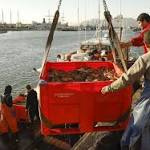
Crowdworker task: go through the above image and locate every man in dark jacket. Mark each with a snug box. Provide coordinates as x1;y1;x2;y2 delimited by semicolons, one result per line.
26;85;40;123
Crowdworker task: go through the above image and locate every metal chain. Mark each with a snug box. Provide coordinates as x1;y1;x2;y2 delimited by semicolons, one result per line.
103;0;112;24
57;0;62;11
103;0;108;12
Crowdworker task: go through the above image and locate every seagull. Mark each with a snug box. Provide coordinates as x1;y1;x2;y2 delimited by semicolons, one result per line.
33;67;42;73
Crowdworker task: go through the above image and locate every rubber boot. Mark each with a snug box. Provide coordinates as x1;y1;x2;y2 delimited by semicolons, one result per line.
1;132;10;144
13;132;19;143
1;132;11;149
10;133;19;150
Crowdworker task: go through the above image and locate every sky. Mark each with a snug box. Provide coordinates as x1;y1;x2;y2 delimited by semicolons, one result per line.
0;0;150;25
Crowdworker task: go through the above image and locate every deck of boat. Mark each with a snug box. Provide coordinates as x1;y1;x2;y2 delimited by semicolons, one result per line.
0;124;63;150
0;121;81;150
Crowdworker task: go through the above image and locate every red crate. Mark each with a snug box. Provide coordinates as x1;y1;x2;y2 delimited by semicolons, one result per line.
39;61;132;135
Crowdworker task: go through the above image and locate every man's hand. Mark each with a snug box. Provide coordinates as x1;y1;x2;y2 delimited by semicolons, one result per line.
101;86;109;94
120;42;132;49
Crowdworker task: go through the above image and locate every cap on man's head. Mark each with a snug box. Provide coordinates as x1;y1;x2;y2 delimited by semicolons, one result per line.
144;30;150;46
26;84;31;90
137;13;150;22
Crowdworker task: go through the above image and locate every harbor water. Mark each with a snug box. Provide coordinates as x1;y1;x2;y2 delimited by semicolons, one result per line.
0;30;143;97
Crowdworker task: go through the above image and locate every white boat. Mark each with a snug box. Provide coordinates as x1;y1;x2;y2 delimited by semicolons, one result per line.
57;33;113;62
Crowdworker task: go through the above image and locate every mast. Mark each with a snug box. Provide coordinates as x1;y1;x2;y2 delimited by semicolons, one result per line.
98;0;101;39
48;9;51;23
10;9;12;24
17;10;20;23
1;9;4;24
96;0;101;40
119;0;123;40
77;0;80;44
61;12;65;24
84;0;87;40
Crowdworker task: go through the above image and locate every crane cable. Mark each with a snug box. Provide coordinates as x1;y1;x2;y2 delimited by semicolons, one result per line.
103;0;127;72
40;0;62;77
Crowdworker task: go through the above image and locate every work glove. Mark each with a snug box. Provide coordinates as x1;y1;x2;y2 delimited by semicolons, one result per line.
101;86;110;94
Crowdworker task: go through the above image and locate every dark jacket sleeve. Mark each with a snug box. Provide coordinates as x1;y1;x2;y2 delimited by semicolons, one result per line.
3;95;13;107
26;90;38;109
26;94;30;109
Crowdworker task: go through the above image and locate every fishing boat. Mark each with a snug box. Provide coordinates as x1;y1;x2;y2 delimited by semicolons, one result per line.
57;34;112;62
0;0;136;150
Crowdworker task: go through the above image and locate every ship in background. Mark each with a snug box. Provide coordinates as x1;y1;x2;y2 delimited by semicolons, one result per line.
0;29;7;34
0;8;139;32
